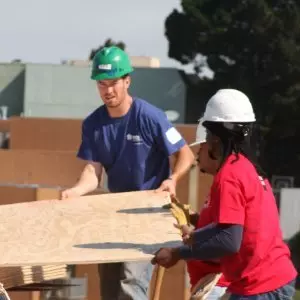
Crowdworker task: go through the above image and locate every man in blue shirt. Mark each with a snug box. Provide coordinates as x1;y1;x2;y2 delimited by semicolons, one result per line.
62;46;195;300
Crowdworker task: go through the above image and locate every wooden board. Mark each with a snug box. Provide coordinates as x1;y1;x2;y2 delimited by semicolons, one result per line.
0;265;68;288
0;190;181;267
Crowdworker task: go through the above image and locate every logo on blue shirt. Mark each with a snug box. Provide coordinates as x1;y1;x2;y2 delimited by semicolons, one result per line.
126;133;143;145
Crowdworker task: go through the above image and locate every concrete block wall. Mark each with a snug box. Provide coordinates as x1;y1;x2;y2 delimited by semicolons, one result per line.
23;64;101;119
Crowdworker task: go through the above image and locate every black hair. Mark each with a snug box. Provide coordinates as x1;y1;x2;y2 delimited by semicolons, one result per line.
203;121;267;179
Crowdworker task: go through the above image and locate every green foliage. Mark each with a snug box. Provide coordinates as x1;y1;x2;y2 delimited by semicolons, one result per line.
165;0;300;182
89;38;126;60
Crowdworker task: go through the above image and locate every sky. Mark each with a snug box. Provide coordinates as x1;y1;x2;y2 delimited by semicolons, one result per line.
0;0;189;70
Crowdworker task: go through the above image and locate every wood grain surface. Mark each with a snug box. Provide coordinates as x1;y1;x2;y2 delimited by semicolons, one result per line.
0;190;181;267
0;265;68;288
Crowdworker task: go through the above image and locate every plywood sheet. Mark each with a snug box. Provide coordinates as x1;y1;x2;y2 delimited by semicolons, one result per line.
0;186;36;205
8;117;197;152
0;150;85;187
0;265;68;288
0;190;181;267
0;120;10;133
9;117;82;151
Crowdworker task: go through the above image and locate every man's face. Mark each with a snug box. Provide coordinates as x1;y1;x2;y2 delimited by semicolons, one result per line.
96;76;130;108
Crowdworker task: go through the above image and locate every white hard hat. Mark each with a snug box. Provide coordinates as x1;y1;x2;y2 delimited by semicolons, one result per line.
203;89;256;123
189;118;207;147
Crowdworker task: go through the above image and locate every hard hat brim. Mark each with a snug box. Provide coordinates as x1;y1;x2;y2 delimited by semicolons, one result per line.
189;117;207;147
189;141;201;147
91;68;134;81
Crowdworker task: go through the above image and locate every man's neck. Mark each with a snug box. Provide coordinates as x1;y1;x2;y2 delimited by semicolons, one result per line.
107;95;133;118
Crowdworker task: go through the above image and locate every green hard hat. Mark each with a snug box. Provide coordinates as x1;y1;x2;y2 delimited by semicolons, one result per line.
91;46;134;81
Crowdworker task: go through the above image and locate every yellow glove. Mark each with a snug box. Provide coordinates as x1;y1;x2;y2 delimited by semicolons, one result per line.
171;196;191;225
162;196;191;226
170;202;189;226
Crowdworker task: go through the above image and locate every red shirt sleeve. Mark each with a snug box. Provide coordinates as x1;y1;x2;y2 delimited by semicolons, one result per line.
211;178;246;225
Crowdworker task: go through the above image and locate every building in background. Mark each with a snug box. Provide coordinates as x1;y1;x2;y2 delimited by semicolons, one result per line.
0;64;25;117
0;59;202;124
65;55;160;68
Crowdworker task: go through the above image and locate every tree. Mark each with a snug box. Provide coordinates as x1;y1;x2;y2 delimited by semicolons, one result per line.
89;38;126;60
165;0;300;184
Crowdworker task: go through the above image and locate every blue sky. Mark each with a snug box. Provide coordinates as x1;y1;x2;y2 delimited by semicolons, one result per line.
0;0;186;68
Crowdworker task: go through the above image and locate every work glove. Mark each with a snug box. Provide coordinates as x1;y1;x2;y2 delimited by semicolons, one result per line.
162;195;191;225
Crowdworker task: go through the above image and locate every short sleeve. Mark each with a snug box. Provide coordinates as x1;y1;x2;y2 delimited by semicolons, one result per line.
149;111;186;156
211;178;246;226
77;121;100;162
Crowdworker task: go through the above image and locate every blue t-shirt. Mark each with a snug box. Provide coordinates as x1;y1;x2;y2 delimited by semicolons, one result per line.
77;98;186;192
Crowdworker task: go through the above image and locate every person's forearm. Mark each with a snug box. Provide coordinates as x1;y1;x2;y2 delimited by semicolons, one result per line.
73;164;101;195
178;224;243;260
192;223;220;241
171;145;195;182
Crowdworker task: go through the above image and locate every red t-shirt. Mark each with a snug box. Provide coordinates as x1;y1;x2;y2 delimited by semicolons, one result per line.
210;153;297;295
187;194;230;289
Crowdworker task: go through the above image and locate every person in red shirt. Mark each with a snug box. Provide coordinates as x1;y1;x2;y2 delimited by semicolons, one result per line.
186;121;230;299
152;89;298;300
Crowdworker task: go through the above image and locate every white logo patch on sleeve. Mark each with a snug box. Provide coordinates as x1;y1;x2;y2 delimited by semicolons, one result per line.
165;127;182;145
